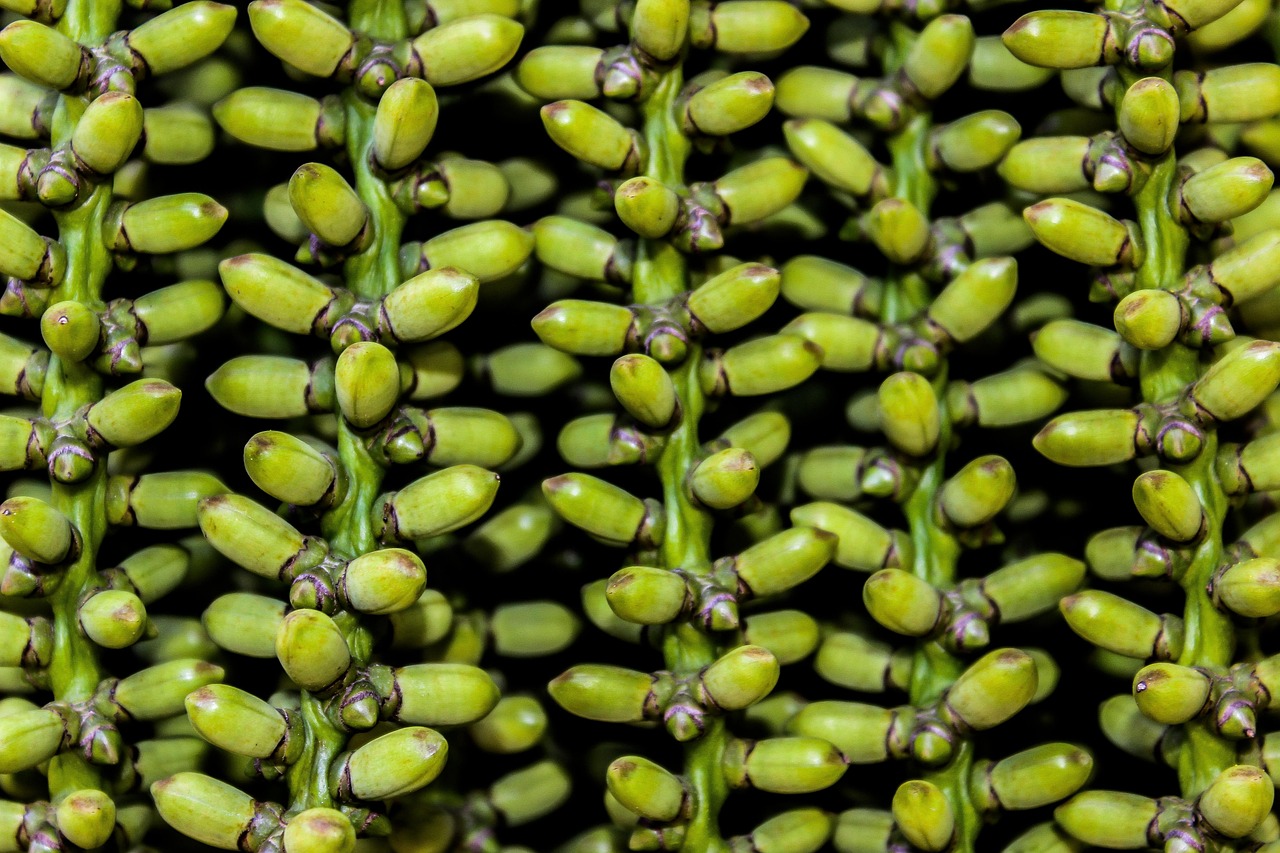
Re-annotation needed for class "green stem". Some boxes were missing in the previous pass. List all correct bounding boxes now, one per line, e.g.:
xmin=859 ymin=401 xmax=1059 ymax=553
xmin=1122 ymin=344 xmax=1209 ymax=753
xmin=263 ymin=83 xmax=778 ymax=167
xmin=283 ymin=0 xmax=406 ymax=812
xmin=879 ymin=38 xmax=977 ymax=851
xmin=633 ymin=67 xmax=729 ymax=853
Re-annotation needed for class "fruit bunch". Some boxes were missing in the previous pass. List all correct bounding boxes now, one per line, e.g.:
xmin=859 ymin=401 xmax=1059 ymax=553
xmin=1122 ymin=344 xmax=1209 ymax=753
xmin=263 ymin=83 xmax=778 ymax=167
xmin=3 ymin=0 xmax=1280 ymax=851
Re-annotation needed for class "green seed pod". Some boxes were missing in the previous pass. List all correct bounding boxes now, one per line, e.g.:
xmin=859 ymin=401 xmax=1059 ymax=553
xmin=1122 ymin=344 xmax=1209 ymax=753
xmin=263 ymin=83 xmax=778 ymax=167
xmin=420 ymin=220 xmax=534 ymax=283
xmin=700 ymin=645 xmax=779 ymax=710
xmin=334 ymin=726 xmax=448 ymax=801
xmin=1191 ymin=340 xmax=1280 ymax=421
xmin=143 ymin=103 xmax=217 ymax=165
xmin=40 ymin=300 xmax=100 ymax=363
xmin=685 ymin=71 xmax=774 ymax=137
xmin=471 ymin=695 xmax=547 ymax=754
xmin=0 ymin=20 xmax=86 ymax=90
xmin=969 ymin=35 xmax=1057 ymax=91
xmin=377 ymin=268 xmax=479 ymax=344
xmin=335 ymin=341 xmax=399 ymax=428
xmin=944 ymin=648 xmax=1038 ymax=730
xmin=1179 ymin=157 xmax=1274 ymax=224
xmin=1056 ymin=791 xmax=1157 ymax=848
xmin=111 ymin=193 xmax=228 ymax=255
xmin=55 ymin=789 xmax=116 ymax=851
xmin=688 ymin=1 xmax=810 ymax=54
xmin=515 ymin=45 xmax=604 ymax=100
xmin=375 ymin=465 xmax=501 ymax=542
xmin=1204 ymin=229 xmax=1280 ymax=305
xmin=114 ymin=659 xmax=225 ymax=720
xmin=610 ymin=355 xmax=677 ymax=429
xmin=388 ymin=589 xmax=452 ymax=649
xmin=385 ymin=663 xmax=498 ymax=726
xmin=1024 ymin=198 xmax=1140 ymax=268
xmin=248 ymin=0 xmax=352 ymax=78
xmin=931 ymin=110 xmax=1020 ymax=172
xmin=865 ymin=198 xmax=931 ymax=266
xmin=1118 ymin=77 xmax=1180 ymax=156
xmin=791 ymin=502 xmax=904 ymax=571
xmin=404 ymin=342 xmax=465 ymax=401
xmin=541 ymin=100 xmax=642 ymax=172
xmin=614 ymin=176 xmax=681 ymax=239
xmin=482 ymin=343 xmax=581 ymax=395
xmin=1132 ymin=470 xmax=1203 ymax=542
xmin=212 ymin=88 xmax=330 ymax=152
xmin=733 ymin=526 xmax=836 ymax=597
xmin=198 ymin=494 xmax=317 ymax=581
xmin=903 ymin=14 xmax=973 ymax=100
xmin=244 ymin=431 xmax=339 ymax=507
xmin=878 ymin=372 xmax=939 ymax=458
xmin=150 ymin=773 xmax=256 ymax=851
xmin=713 ymin=157 xmax=808 ymax=227
xmin=133 ymin=279 xmax=225 ymax=345
xmin=490 ymin=760 xmax=573 ymax=826
xmin=948 ymin=369 xmax=1067 ymax=428
xmin=1177 ymin=63 xmax=1280 ymax=124
xmin=690 ymin=447 xmax=759 ymax=509
xmin=607 ymin=566 xmax=686 ymax=624
xmin=927 ymin=257 xmax=1018 ymax=344
xmin=833 ymin=809 xmax=894 ymax=853
xmin=463 ymin=498 xmax=557 ymax=573
xmin=0 ymin=610 xmax=49 ymax=668
xmin=0 ymin=206 xmax=61 ymax=283
xmin=86 ymin=379 xmax=181 ymax=448
xmin=1187 ymin=0 xmax=1269 ymax=51
xmin=419 ymin=407 xmax=521 ymax=469
xmin=548 ymin=664 xmax=655 ymax=722
xmin=743 ymin=611 xmax=819 ymax=665
xmin=543 ymin=473 xmax=661 ymax=547
xmin=782 ymin=313 xmax=881 ymax=373
xmin=372 ymin=77 xmax=437 ymax=171
xmin=1001 ymin=11 xmax=1113 ymax=69
xmin=864 ymin=569 xmax=943 ymax=637
xmin=701 ymin=335 xmax=822 ymax=397
xmin=203 ymin=593 xmax=285 ymax=658
xmin=1060 ymin=590 xmax=1183 ymax=659
xmin=687 ymin=263 xmax=780 ymax=334
xmin=71 ymin=92 xmax=143 ymax=175
xmin=340 ymin=549 xmax=427 ymax=616
xmin=127 ymin=2 xmax=236 ymax=76
xmin=1132 ymin=663 xmax=1211 ymax=725
xmin=1033 ymin=319 xmax=1131 ymax=383
xmin=1099 ymin=693 xmax=1170 ymax=761
xmin=289 ymin=162 xmax=367 ymax=248
xmin=276 ymin=609 xmax=350 ymax=692
xmin=814 ymin=633 xmax=900 ymax=693
xmin=434 ymin=157 xmax=511 ymax=220
xmin=0 ymin=73 xmax=52 ymax=140
xmin=220 ymin=252 xmax=341 ymax=336
xmin=1197 ymin=765 xmax=1275 ymax=838
xmin=491 ymin=601 xmax=579 ymax=657
xmin=412 ymin=14 xmax=524 ymax=86
xmin=282 ymin=808 xmax=356 ymax=853
xmin=633 ymin=0 xmax=689 ymax=60
xmin=716 ymin=411 xmax=791 ymax=468
xmin=532 ymin=299 xmax=637 ymax=356
xmin=985 ymin=744 xmax=1094 ymax=810
xmin=732 ymin=808 xmax=832 ymax=853
xmin=185 ymin=685 xmax=293 ymax=760
xmin=79 ymin=589 xmax=147 ymax=649
xmin=1213 ymin=557 xmax=1280 ymax=617
xmin=939 ymin=455 xmax=1016 ymax=528
xmin=1032 ymin=408 xmax=1140 ymax=467
xmin=0 ymin=707 xmax=65 ymax=772
xmin=998 ymin=136 xmax=1092 ymax=194
xmin=783 ymin=120 xmax=886 ymax=200
xmin=982 ymin=553 xmax=1086 ymax=622
xmin=0 ymin=496 xmax=73 ymax=564
xmin=892 ymin=781 xmax=953 ymax=852
xmin=607 ymin=756 xmax=686 ymax=822
xmin=780 ymin=256 xmax=880 ymax=316
xmin=723 ymin=737 xmax=848 ymax=794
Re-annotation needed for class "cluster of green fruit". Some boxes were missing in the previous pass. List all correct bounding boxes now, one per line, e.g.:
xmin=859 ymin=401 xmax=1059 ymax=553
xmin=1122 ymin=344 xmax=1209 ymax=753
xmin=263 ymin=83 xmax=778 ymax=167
xmin=3 ymin=0 xmax=1280 ymax=850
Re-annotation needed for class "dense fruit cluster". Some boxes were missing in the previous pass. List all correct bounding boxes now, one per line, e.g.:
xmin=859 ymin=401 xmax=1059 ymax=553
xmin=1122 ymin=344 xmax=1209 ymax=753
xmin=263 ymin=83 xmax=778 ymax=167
xmin=4 ymin=0 xmax=1280 ymax=851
